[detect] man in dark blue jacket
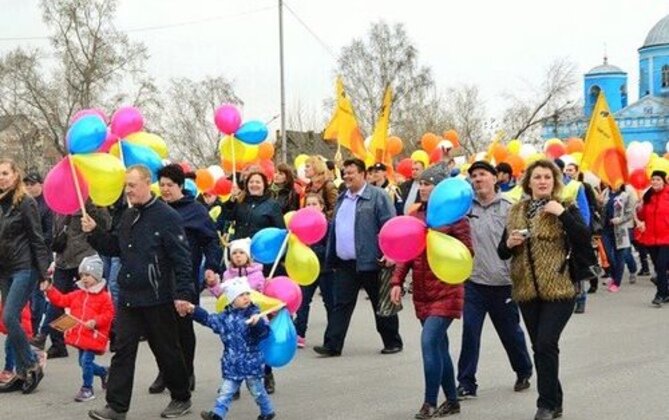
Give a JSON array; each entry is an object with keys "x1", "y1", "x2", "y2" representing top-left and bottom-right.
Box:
[{"x1": 82, "y1": 165, "x2": 195, "y2": 420}]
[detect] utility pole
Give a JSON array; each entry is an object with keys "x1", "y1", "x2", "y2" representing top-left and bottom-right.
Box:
[{"x1": 278, "y1": 0, "x2": 287, "y2": 163}]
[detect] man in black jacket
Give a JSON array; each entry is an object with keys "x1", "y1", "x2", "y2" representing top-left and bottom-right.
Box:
[{"x1": 81, "y1": 165, "x2": 195, "y2": 420}]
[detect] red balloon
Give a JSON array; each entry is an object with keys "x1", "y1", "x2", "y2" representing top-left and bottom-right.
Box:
[
  {"x1": 545, "y1": 143, "x2": 567, "y2": 160},
  {"x1": 396, "y1": 158, "x2": 413, "y2": 179},
  {"x1": 629, "y1": 168, "x2": 649, "y2": 190},
  {"x1": 430, "y1": 147, "x2": 444, "y2": 164},
  {"x1": 259, "y1": 159, "x2": 275, "y2": 181},
  {"x1": 212, "y1": 177, "x2": 233, "y2": 196}
]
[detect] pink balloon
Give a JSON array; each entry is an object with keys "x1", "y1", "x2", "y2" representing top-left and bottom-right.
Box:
[
  {"x1": 43, "y1": 157, "x2": 90, "y2": 215},
  {"x1": 379, "y1": 216, "x2": 427, "y2": 262},
  {"x1": 264, "y1": 276, "x2": 303, "y2": 315},
  {"x1": 214, "y1": 104, "x2": 242, "y2": 134},
  {"x1": 110, "y1": 106, "x2": 144, "y2": 138},
  {"x1": 70, "y1": 108, "x2": 108, "y2": 125},
  {"x1": 99, "y1": 132, "x2": 118, "y2": 153},
  {"x1": 288, "y1": 207, "x2": 327, "y2": 245}
]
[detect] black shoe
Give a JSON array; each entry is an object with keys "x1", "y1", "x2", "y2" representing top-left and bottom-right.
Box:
[
  {"x1": 149, "y1": 372, "x2": 166, "y2": 394},
  {"x1": 456, "y1": 386, "x2": 477, "y2": 400},
  {"x1": 534, "y1": 407, "x2": 555, "y2": 420},
  {"x1": 264, "y1": 372, "x2": 275, "y2": 395},
  {"x1": 414, "y1": 403, "x2": 436, "y2": 419},
  {"x1": 21, "y1": 365, "x2": 44, "y2": 394},
  {"x1": 257, "y1": 414, "x2": 275, "y2": 420},
  {"x1": 514, "y1": 375, "x2": 531, "y2": 391},
  {"x1": 0, "y1": 375, "x2": 23, "y2": 393},
  {"x1": 232, "y1": 389, "x2": 240, "y2": 400},
  {"x1": 652, "y1": 296, "x2": 664, "y2": 307},
  {"x1": 638, "y1": 269, "x2": 650, "y2": 276},
  {"x1": 380, "y1": 346, "x2": 403, "y2": 355},
  {"x1": 573, "y1": 301, "x2": 585, "y2": 314},
  {"x1": 435, "y1": 400, "x2": 460, "y2": 417},
  {"x1": 88, "y1": 406, "x2": 127, "y2": 420},
  {"x1": 313, "y1": 345, "x2": 341, "y2": 357},
  {"x1": 189, "y1": 374, "x2": 195, "y2": 391},
  {"x1": 650, "y1": 276, "x2": 657, "y2": 285},
  {"x1": 553, "y1": 406, "x2": 563, "y2": 418},
  {"x1": 46, "y1": 345, "x2": 68, "y2": 359},
  {"x1": 160, "y1": 399, "x2": 192, "y2": 418},
  {"x1": 200, "y1": 411, "x2": 221, "y2": 420},
  {"x1": 30, "y1": 333, "x2": 47, "y2": 350}
]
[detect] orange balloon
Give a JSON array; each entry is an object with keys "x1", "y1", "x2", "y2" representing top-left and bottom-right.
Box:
[
  {"x1": 664, "y1": 152, "x2": 669, "y2": 160},
  {"x1": 258, "y1": 142, "x2": 275, "y2": 160},
  {"x1": 221, "y1": 159, "x2": 235, "y2": 173},
  {"x1": 565, "y1": 138, "x2": 584, "y2": 154},
  {"x1": 503, "y1": 154, "x2": 525, "y2": 178},
  {"x1": 386, "y1": 136, "x2": 403, "y2": 156},
  {"x1": 421, "y1": 133, "x2": 440, "y2": 153},
  {"x1": 443, "y1": 130, "x2": 460, "y2": 148},
  {"x1": 195, "y1": 168, "x2": 214, "y2": 191},
  {"x1": 491, "y1": 143, "x2": 508, "y2": 164}
]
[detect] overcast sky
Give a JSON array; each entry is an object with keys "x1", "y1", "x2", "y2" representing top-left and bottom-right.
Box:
[{"x1": 1, "y1": 0, "x2": 668, "y2": 136}]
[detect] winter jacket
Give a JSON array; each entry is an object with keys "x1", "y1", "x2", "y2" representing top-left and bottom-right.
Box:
[
  {"x1": 638, "y1": 185, "x2": 669, "y2": 246},
  {"x1": 498, "y1": 200, "x2": 588, "y2": 302},
  {"x1": 602, "y1": 188, "x2": 633, "y2": 250},
  {"x1": 0, "y1": 190, "x2": 50, "y2": 279},
  {"x1": 270, "y1": 183, "x2": 300, "y2": 215},
  {"x1": 223, "y1": 194, "x2": 285, "y2": 241},
  {"x1": 192, "y1": 304, "x2": 269, "y2": 380},
  {"x1": 87, "y1": 195, "x2": 195, "y2": 307},
  {"x1": 54, "y1": 203, "x2": 111, "y2": 269},
  {"x1": 0, "y1": 304, "x2": 32, "y2": 338},
  {"x1": 166, "y1": 196, "x2": 222, "y2": 281},
  {"x1": 208, "y1": 263, "x2": 266, "y2": 296},
  {"x1": 391, "y1": 207, "x2": 472, "y2": 320},
  {"x1": 46, "y1": 279, "x2": 114, "y2": 353},
  {"x1": 326, "y1": 184, "x2": 396, "y2": 272},
  {"x1": 306, "y1": 180, "x2": 338, "y2": 219},
  {"x1": 34, "y1": 193, "x2": 53, "y2": 252}
]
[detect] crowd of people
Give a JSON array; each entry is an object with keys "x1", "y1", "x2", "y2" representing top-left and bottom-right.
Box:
[{"x1": 0, "y1": 147, "x2": 668, "y2": 420}]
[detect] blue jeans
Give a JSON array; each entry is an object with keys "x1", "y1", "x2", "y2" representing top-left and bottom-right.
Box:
[
  {"x1": 214, "y1": 377, "x2": 274, "y2": 418},
  {"x1": 79, "y1": 350, "x2": 107, "y2": 389},
  {"x1": 30, "y1": 283, "x2": 47, "y2": 335},
  {"x1": 623, "y1": 229, "x2": 638, "y2": 274},
  {"x1": 294, "y1": 271, "x2": 334, "y2": 338},
  {"x1": 0, "y1": 269, "x2": 38, "y2": 373},
  {"x1": 101, "y1": 256, "x2": 121, "y2": 307},
  {"x1": 4, "y1": 341, "x2": 15, "y2": 371},
  {"x1": 421, "y1": 316, "x2": 457, "y2": 406},
  {"x1": 602, "y1": 230, "x2": 629, "y2": 286},
  {"x1": 457, "y1": 283, "x2": 533, "y2": 393}
]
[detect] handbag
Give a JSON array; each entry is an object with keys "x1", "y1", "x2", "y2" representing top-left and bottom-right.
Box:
[{"x1": 376, "y1": 265, "x2": 402, "y2": 317}]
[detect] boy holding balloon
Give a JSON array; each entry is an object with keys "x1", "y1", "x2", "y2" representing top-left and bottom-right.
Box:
[{"x1": 185, "y1": 276, "x2": 275, "y2": 420}]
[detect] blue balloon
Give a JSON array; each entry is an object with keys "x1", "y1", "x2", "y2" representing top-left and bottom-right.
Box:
[
  {"x1": 450, "y1": 168, "x2": 461, "y2": 177},
  {"x1": 260, "y1": 308, "x2": 297, "y2": 368},
  {"x1": 251, "y1": 228, "x2": 288, "y2": 264},
  {"x1": 426, "y1": 177, "x2": 474, "y2": 228},
  {"x1": 235, "y1": 120, "x2": 268, "y2": 145},
  {"x1": 67, "y1": 115, "x2": 107, "y2": 154},
  {"x1": 184, "y1": 179, "x2": 197, "y2": 198},
  {"x1": 121, "y1": 141, "x2": 163, "y2": 182}
]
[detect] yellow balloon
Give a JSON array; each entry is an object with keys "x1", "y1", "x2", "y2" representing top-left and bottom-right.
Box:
[
  {"x1": 286, "y1": 235, "x2": 319, "y2": 286},
  {"x1": 570, "y1": 152, "x2": 583, "y2": 165},
  {"x1": 239, "y1": 144, "x2": 259, "y2": 163},
  {"x1": 215, "y1": 290, "x2": 279, "y2": 313},
  {"x1": 647, "y1": 157, "x2": 669, "y2": 177},
  {"x1": 525, "y1": 152, "x2": 545, "y2": 164},
  {"x1": 284, "y1": 211, "x2": 296, "y2": 226},
  {"x1": 72, "y1": 153, "x2": 125, "y2": 207},
  {"x1": 218, "y1": 136, "x2": 246, "y2": 161},
  {"x1": 219, "y1": 193, "x2": 231, "y2": 202},
  {"x1": 125, "y1": 132, "x2": 168, "y2": 159},
  {"x1": 507, "y1": 139, "x2": 522, "y2": 155},
  {"x1": 426, "y1": 229, "x2": 473, "y2": 284},
  {"x1": 151, "y1": 182, "x2": 161, "y2": 197},
  {"x1": 209, "y1": 206, "x2": 222, "y2": 221},
  {"x1": 411, "y1": 150, "x2": 430, "y2": 168},
  {"x1": 364, "y1": 152, "x2": 375, "y2": 169},
  {"x1": 294, "y1": 154, "x2": 309, "y2": 169}
]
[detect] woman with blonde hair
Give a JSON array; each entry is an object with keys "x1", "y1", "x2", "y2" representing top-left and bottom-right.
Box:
[
  {"x1": 0, "y1": 158, "x2": 50, "y2": 393},
  {"x1": 497, "y1": 159, "x2": 590, "y2": 420},
  {"x1": 304, "y1": 156, "x2": 338, "y2": 219}
]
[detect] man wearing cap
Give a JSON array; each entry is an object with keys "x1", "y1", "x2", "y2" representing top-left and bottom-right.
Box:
[
  {"x1": 399, "y1": 160, "x2": 425, "y2": 215},
  {"x1": 369, "y1": 162, "x2": 404, "y2": 215},
  {"x1": 315, "y1": 158, "x2": 402, "y2": 357},
  {"x1": 456, "y1": 161, "x2": 533, "y2": 400}
]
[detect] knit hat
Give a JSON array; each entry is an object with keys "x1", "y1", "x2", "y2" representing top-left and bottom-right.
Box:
[
  {"x1": 419, "y1": 164, "x2": 449, "y2": 185},
  {"x1": 229, "y1": 237, "x2": 252, "y2": 257},
  {"x1": 651, "y1": 170, "x2": 667, "y2": 183},
  {"x1": 223, "y1": 276, "x2": 252, "y2": 304},
  {"x1": 78, "y1": 254, "x2": 104, "y2": 282}
]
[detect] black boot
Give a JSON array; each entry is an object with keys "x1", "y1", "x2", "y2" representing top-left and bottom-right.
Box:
[
  {"x1": 148, "y1": 372, "x2": 166, "y2": 394},
  {"x1": 264, "y1": 372, "x2": 275, "y2": 394},
  {"x1": 189, "y1": 374, "x2": 195, "y2": 391}
]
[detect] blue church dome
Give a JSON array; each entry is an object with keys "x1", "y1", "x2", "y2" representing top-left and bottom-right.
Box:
[{"x1": 642, "y1": 14, "x2": 669, "y2": 48}]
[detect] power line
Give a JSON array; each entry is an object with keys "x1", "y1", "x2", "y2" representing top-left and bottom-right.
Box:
[{"x1": 282, "y1": 1, "x2": 337, "y2": 58}]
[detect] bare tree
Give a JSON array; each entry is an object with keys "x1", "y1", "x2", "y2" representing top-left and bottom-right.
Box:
[
  {"x1": 335, "y1": 21, "x2": 436, "y2": 144},
  {"x1": 157, "y1": 76, "x2": 242, "y2": 168},
  {"x1": 501, "y1": 58, "x2": 579, "y2": 141},
  {"x1": 444, "y1": 84, "x2": 487, "y2": 155},
  {"x1": 0, "y1": 0, "x2": 155, "y2": 158}
]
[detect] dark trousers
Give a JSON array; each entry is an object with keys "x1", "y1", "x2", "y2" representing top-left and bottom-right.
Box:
[
  {"x1": 106, "y1": 303, "x2": 191, "y2": 413},
  {"x1": 518, "y1": 299, "x2": 574, "y2": 411},
  {"x1": 294, "y1": 271, "x2": 334, "y2": 338},
  {"x1": 323, "y1": 260, "x2": 402, "y2": 353},
  {"x1": 30, "y1": 283, "x2": 47, "y2": 335},
  {"x1": 44, "y1": 267, "x2": 78, "y2": 347},
  {"x1": 648, "y1": 246, "x2": 669, "y2": 299},
  {"x1": 457, "y1": 283, "x2": 533, "y2": 392}
]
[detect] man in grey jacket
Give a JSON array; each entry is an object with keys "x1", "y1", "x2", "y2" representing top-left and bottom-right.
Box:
[
  {"x1": 314, "y1": 158, "x2": 403, "y2": 357},
  {"x1": 456, "y1": 161, "x2": 533, "y2": 399}
]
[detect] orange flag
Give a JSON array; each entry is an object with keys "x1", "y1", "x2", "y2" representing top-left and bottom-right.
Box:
[
  {"x1": 323, "y1": 77, "x2": 366, "y2": 159},
  {"x1": 369, "y1": 85, "x2": 393, "y2": 163},
  {"x1": 581, "y1": 92, "x2": 628, "y2": 189}
]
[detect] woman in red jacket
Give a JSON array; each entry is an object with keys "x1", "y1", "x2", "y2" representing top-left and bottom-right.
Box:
[
  {"x1": 390, "y1": 165, "x2": 473, "y2": 419},
  {"x1": 638, "y1": 170, "x2": 669, "y2": 306},
  {"x1": 44, "y1": 254, "x2": 114, "y2": 402}
]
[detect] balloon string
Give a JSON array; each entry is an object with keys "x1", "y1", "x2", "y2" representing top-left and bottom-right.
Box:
[
  {"x1": 67, "y1": 155, "x2": 88, "y2": 218},
  {"x1": 231, "y1": 136, "x2": 237, "y2": 187},
  {"x1": 268, "y1": 233, "x2": 290, "y2": 280}
]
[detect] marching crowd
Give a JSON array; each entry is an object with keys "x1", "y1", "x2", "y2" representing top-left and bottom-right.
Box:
[{"x1": 0, "y1": 148, "x2": 668, "y2": 420}]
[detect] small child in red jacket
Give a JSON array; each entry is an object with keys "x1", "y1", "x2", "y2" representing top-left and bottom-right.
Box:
[{"x1": 44, "y1": 254, "x2": 114, "y2": 402}]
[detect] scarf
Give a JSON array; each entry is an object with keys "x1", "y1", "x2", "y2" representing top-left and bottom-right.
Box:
[{"x1": 526, "y1": 198, "x2": 549, "y2": 219}]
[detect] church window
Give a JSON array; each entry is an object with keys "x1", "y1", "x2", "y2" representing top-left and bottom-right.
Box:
[
  {"x1": 589, "y1": 85, "x2": 601, "y2": 105},
  {"x1": 620, "y1": 84, "x2": 628, "y2": 107},
  {"x1": 663, "y1": 65, "x2": 669, "y2": 88}
]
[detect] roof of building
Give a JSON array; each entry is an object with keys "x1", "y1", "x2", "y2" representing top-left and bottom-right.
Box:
[
  {"x1": 586, "y1": 57, "x2": 626, "y2": 76},
  {"x1": 642, "y1": 14, "x2": 669, "y2": 49}
]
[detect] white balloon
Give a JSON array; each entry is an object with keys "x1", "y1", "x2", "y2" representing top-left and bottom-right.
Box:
[
  {"x1": 364, "y1": 136, "x2": 372, "y2": 151},
  {"x1": 665, "y1": 141, "x2": 669, "y2": 154},
  {"x1": 297, "y1": 164, "x2": 308, "y2": 183},
  {"x1": 519, "y1": 144, "x2": 538, "y2": 159},
  {"x1": 438, "y1": 140, "x2": 453, "y2": 150},
  {"x1": 558, "y1": 154, "x2": 575, "y2": 166},
  {"x1": 641, "y1": 141, "x2": 654, "y2": 156},
  {"x1": 207, "y1": 165, "x2": 225, "y2": 181}
]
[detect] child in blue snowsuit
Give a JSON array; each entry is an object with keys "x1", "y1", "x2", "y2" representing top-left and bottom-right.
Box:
[{"x1": 188, "y1": 276, "x2": 275, "y2": 420}]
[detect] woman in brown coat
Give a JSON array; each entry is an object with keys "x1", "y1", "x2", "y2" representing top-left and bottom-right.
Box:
[{"x1": 303, "y1": 156, "x2": 338, "y2": 219}]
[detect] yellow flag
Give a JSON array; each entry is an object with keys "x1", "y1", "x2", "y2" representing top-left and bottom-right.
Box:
[
  {"x1": 369, "y1": 85, "x2": 393, "y2": 163},
  {"x1": 581, "y1": 92, "x2": 628, "y2": 189},
  {"x1": 323, "y1": 77, "x2": 366, "y2": 159}
]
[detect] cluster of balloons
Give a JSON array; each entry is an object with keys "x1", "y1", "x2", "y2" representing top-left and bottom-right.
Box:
[
  {"x1": 627, "y1": 141, "x2": 669, "y2": 189},
  {"x1": 195, "y1": 165, "x2": 233, "y2": 199},
  {"x1": 214, "y1": 104, "x2": 275, "y2": 180},
  {"x1": 379, "y1": 177, "x2": 474, "y2": 284},
  {"x1": 396, "y1": 130, "x2": 460, "y2": 179}
]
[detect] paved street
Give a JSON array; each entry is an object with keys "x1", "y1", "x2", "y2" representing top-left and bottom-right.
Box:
[{"x1": 1, "y1": 276, "x2": 668, "y2": 420}]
